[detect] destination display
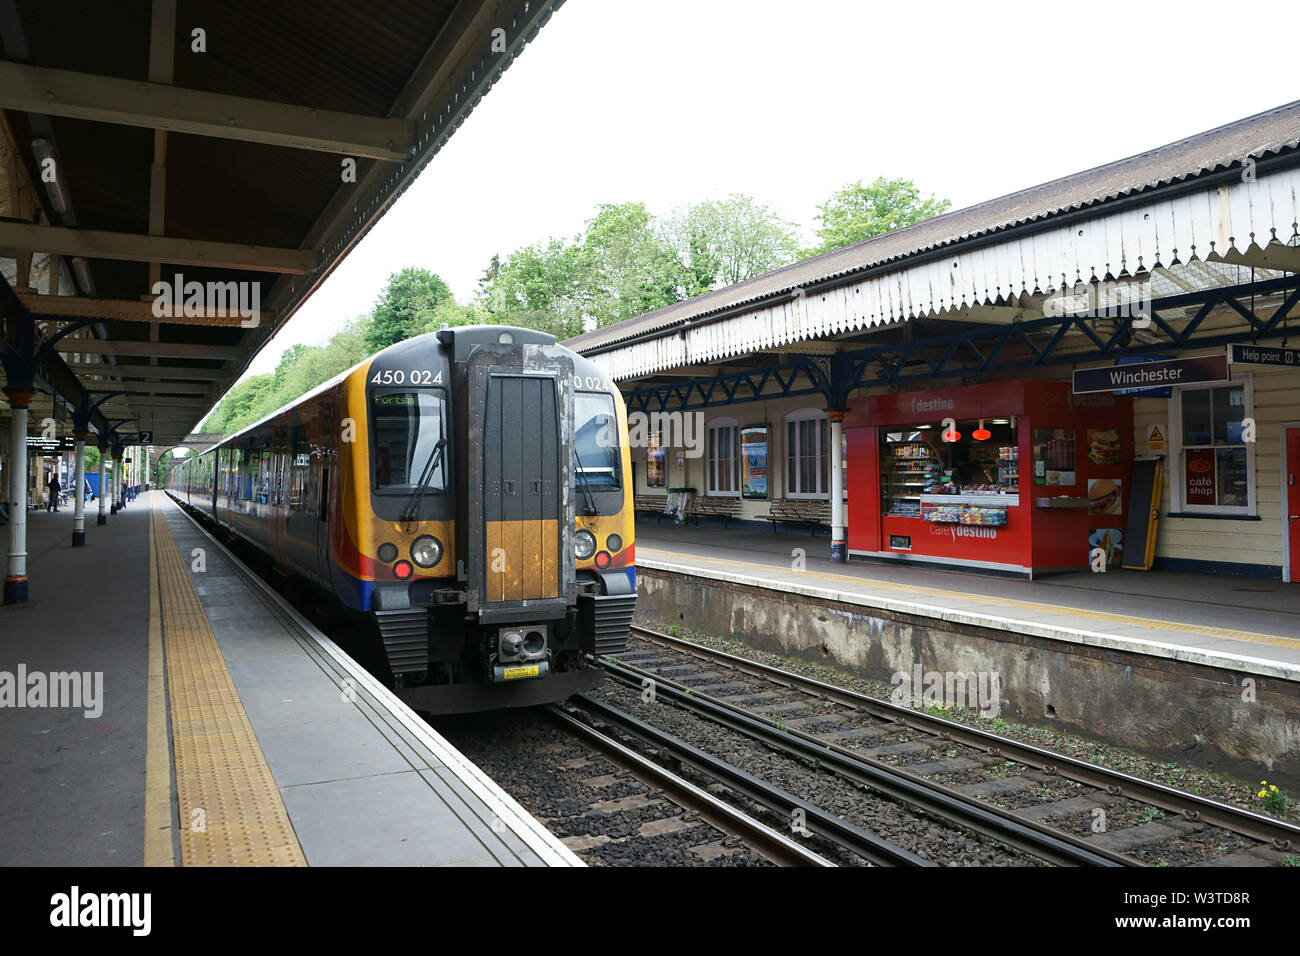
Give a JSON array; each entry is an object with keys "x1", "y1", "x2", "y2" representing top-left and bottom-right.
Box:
[{"x1": 1072, "y1": 355, "x2": 1229, "y2": 394}]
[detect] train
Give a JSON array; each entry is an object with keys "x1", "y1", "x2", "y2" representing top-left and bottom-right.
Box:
[{"x1": 168, "y1": 324, "x2": 635, "y2": 713}]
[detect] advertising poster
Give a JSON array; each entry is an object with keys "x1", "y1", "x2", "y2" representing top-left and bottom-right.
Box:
[
  {"x1": 1087, "y1": 428, "x2": 1122, "y2": 466},
  {"x1": 1184, "y1": 448, "x2": 1216, "y2": 504},
  {"x1": 1089, "y1": 528, "x2": 1124, "y2": 566},
  {"x1": 741, "y1": 425, "x2": 768, "y2": 499},
  {"x1": 1088, "y1": 478, "x2": 1122, "y2": 515}
]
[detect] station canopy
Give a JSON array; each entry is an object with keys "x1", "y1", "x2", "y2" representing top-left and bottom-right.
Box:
[
  {"x1": 1, "y1": 0, "x2": 562, "y2": 446},
  {"x1": 568, "y1": 100, "x2": 1300, "y2": 408}
]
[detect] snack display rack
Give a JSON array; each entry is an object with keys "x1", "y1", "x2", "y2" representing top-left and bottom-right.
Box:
[{"x1": 845, "y1": 380, "x2": 1133, "y2": 575}]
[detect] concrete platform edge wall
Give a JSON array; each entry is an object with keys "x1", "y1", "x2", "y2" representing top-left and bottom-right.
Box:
[{"x1": 636, "y1": 567, "x2": 1300, "y2": 791}]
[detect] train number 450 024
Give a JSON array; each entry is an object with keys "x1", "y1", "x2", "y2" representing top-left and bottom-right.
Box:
[{"x1": 370, "y1": 369, "x2": 443, "y2": 385}]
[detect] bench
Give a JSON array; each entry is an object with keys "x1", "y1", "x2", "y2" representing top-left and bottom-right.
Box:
[
  {"x1": 759, "y1": 498, "x2": 829, "y2": 534},
  {"x1": 686, "y1": 496, "x2": 739, "y2": 528},
  {"x1": 633, "y1": 494, "x2": 670, "y2": 521}
]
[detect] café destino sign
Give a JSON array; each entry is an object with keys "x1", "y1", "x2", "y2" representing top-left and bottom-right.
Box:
[{"x1": 1072, "y1": 355, "x2": 1229, "y2": 394}]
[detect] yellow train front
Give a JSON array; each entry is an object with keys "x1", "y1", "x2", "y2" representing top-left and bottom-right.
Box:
[{"x1": 171, "y1": 325, "x2": 635, "y2": 714}]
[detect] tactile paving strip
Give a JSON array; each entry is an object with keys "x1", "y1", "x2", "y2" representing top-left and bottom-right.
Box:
[{"x1": 151, "y1": 498, "x2": 307, "y2": 866}]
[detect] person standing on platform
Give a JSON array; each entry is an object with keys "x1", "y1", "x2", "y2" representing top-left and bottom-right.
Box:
[{"x1": 47, "y1": 472, "x2": 62, "y2": 512}]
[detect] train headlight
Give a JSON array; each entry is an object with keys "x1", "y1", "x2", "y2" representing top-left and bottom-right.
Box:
[
  {"x1": 606, "y1": 533, "x2": 623, "y2": 553},
  {"x1": 410, "y1": 535, "x2": 442, "y2": 568},
  {"x1": 574, "y1": 529, "x2": 597, "y2": 560}
]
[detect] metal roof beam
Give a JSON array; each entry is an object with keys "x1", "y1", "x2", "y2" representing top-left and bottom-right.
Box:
[
  {"x1": 0, "y1": 221, "x2": 316, "y2": 274},
  {"x1": 55, "y1": 340, "x2": 241, "y2": 360},
  {"x1": 0, "y1": 60, "x2": 413, "y2": 161},
  {"x1": 110, "y1": 396, "x2": 208, "y2": 408},
  {"x1": 15, "y1": 289, "x2": 265, "y2": 326},
  {"x1": 78, "y1": 365, "x2": 225, "y2": 381}
]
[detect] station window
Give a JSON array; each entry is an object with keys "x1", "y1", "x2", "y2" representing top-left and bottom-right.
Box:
[
  {"x1": 784, "y1": 408, "x2": 828, "y2": 499},
  {"x1": 706, "y1": 418, "x2": 739, "y2": 496},
  {"x1": 1170, "y1": 377, "x2": 1255, "y2": 515}
]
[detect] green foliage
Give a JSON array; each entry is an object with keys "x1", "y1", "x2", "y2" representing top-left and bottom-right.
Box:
[
  {"x1": 364, "y1": 267, "x2": 456, "y2": 352},
  {"x1": 659, "y1": 194, "x2": 799, "y2": 295},
  {"x1": 201, "y1": 314, "x2": 375, "y2": 437},
  {"x1": 479, "y1": 238, "x2": 585, "y2": 338},
  {"x1": 576, "y1": 202, "x2": 684, "y2": 326},
  {"x1": 805, "y1": 176, "x2": 951, "y2": 257},
  {"x1": 478, "y1": 202, "x2": 687, "y2": 336},
  {"x1": 83, "y1": 445, "x2": 100, "y2": 471}
]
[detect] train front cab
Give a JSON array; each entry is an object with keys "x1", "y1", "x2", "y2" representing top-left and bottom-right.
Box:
[{"x1": 356, "y1": 327, "x2": 634, "y2": 713}]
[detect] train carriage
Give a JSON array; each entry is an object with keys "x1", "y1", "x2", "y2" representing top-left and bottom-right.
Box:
[{"x1": 170, "y1": 325, "x2": 635, "y2": 713}]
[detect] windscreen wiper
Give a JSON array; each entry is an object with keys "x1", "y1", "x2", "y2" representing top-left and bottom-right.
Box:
[
  {"x1": 399, "y1": 437, "x2": 447, "y2": 531},
  {"x1": 572, "y1": 448, "x2": 598, "y2": 516}
]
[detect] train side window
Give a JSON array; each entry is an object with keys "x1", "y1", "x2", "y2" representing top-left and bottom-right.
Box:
[
  {"x1": 289, "y1": 427, "x2": 308, "y2": 511},
  {"x1": 242, "y1": 437, "x2": 258, "y2": 500},
  {"x1": 230, "y1": 445, "x2": 243, "y2": 497}
]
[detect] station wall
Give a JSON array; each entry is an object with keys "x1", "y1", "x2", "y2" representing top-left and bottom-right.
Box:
[{"x1": 624, "y1": 348, "x2": 1298, "y2": 578}]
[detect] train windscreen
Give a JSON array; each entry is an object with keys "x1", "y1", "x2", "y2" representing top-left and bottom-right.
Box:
[
  {"x1": 372, "y1": 390, "x2": 448, "y2": 492},
  {"x1": 573, "y1": 392, "x2": 620, "y2": 489}
]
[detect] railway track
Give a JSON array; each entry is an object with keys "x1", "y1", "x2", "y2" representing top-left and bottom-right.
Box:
[
  {"x1": 611, "y1": 624, "x2": 1300, "y2": 866},
  {"x1": 544, "y1": 704, "x2": 834, "y2": 866}
]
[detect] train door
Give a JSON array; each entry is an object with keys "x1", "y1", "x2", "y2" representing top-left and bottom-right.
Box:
[{"x1": 482, "y1": 373, "x2": 561, "y2": 603}]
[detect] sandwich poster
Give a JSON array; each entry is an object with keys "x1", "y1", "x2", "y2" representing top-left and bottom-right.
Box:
[
  {"x1": 1089, "y1": 528, "x2": 1123, "y2": 566},
  {"x1": 1088, "y1": 477, "x2": 1122, "y2": 515},
  {"x1": 1087, "y1": 428, "x2": 1121, "y2": 465}
]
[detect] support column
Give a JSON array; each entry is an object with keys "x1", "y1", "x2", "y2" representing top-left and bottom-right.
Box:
[
  {"x1": 110, "y1": 454, "x2": 121, "y2": 514},
  {"x1": 3, "y1": 389, "x2": 32, "y2": 604},
  {"x1": 829, "y1": 411, "x2": 846, "y2": 563},
  {"x1": 72, "y1": 430, "x2": 88, "y2": 546},
  {"x1": 97, "y1": 448, "x2": 108, "y2": 525}
]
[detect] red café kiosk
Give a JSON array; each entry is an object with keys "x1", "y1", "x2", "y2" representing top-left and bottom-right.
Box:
[{"x1": 845, "y1": 380, "x2": 1133, "y2": 577}]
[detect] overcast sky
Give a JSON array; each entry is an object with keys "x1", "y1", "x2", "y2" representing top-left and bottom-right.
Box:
[{"x1": 241, "y1": 0, "x2": 1299, "y2": 385}]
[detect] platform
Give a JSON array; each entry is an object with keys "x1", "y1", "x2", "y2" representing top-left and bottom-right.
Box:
[
  {"x1": 635, "y1": 522, "x2": 1300, "y2": 681},
  {"x1": 0, "y1": 492, "x2": 580, "y2": 866}
]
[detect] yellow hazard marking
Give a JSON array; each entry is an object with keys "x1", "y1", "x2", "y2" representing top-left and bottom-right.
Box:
[
  {"x1": 144, "y1": 500, "x2": 176, "y2": 866},
  {"x1": 151, "y1": 494, "x2": 307, "y2": 866},
  {"x1": 640, "y1": 547, "x2": 1300, "y2": 651}
]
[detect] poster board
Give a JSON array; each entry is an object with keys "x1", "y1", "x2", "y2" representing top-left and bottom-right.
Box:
[{"x1": 1121, "y1": 457, "x2": 1164, "y2": 571}]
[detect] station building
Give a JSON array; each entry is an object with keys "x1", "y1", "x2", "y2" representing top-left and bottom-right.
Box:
[{"x1": 568, "y1": 100, "x2": 1300, "y2": 583}]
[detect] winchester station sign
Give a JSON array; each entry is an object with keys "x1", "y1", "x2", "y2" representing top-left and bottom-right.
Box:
[{"x1": 1072, "y1": 355, "x2": 1230, "y2": 394}]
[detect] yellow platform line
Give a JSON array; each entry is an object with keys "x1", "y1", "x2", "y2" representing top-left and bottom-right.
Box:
[
  {"x1": 150, "y1": 496, "x2": 307, "y2": 866},
  {"x1": 144, "y1": 503, "x2": 175, "y2": 866},
  {"x1": 640, "y1": 546, "x2": 1300, "y2": 652}
]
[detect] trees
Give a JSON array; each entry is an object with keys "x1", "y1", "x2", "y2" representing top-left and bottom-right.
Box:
[
  {"x1": 575, "y1": 202, "x2": 684, "y2": 326},
  {"x1": 659, "y1": 194, "x2": 799, "y2": 295},
  {"x1": 805, "y1": 177, "x2": 951, "y2": 257},
  {"x1": 479, "y1": 238, "x2": 585, "y2": 338},
  {"x1": 478, "y1": 202, "x2": 685, "y2": 337},
  {"x1": 363, "y1": 267, "x2": 456, "y2": 352}
]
